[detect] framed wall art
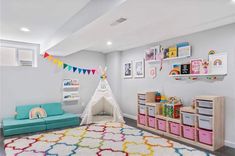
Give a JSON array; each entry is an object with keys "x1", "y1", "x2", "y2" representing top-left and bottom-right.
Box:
[
  {"x1": 190, "y1": 59, "x2": 203, "y2": 74},
  {"x1": 178, "y1": 45, "x2": 191, "y2": 57},
  {"x1": 181, "y1": 64, "x2": 190, "y2": 74},
  {"x1": 133, "y1": 59, "x2": 145, "y2": 78},
  {"x1": 145, "y1": 46, "x2": 160, "y2": 62},
  {"x1": 123, "y1": 61, "x2": 133, "y2": 78},
  {"x1": 149, "y1": 67, "x2": 157, "y2": 79},
  {"x1": 209, "y1": 53, "x2": 227, "y2": 75}
]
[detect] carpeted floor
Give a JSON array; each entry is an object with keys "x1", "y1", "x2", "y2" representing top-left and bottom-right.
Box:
[{"x1": 4, "y1": 122, "x2": 213, "y2": 156}]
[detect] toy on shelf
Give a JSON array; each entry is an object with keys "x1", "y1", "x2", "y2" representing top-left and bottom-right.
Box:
[
  {"x1": 160, "y1": 95, "x2": 167, "y2": 103},
  {"x1": 162, "y1": 97, "x2": 183, "y2": 118},
  {"x1": 192, "y1": 98, "x2": 196, "y2": 109},
  {"x1": 208, "y1": 50, "x2": 216, "y2": 55},
  {"x1": 169, "y1": 69, "x2": 180, "y2": 75},
  {"x1": 155, "y1": 92, "x2": 161, "y2": 102}
]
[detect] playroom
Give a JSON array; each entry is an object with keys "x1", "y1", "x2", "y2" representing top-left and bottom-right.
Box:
[{"x1": 0, "y1": 0, "x2": 235, "y2": 156}]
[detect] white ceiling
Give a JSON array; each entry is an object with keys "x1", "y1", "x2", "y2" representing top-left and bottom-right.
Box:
[
  {"x1": 0, "y1": 0, "x2": 90, "y2": 43},
  {"x1": 1, "y1": 0, "x2": 235, "y2": 56}
]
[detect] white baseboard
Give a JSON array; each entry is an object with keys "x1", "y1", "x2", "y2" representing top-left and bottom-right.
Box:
[
  {"x1": 123, "y1": 113, "x2": 136, "y2": 120},
  {"x1": 225, "y1": 140, "x2": 235, "y2": 148},
  {"x1": 122, "y1": 113, "x2": 235, "y2": 149}
]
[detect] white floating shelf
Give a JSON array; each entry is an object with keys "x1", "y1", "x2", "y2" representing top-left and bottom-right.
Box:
[
  {"x1": 63, "y1": 97, "x2": 80, "y2": 102},
  {"x1": 169, "y1": 73, "x2": 227, "y2": 77},
  {"x1": 63, "y1": 85, "x2": 80, "y2": 89},
  {"x1": 147, "y1": 55, "x2": 191, "y2": 63}
]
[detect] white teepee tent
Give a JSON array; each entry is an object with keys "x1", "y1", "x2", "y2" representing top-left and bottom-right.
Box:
[{"x1": 81, "y1": 67, "x2": 125, "y2": 125}]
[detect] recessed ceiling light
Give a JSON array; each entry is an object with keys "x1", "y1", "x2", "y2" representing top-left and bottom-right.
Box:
[
  {"x1": 20, "y1": 27, "x2": 30, "y2": 32},
  {"x1": 107, "y1": 41, "x2": 112, "y2": 45},
  {"x1": 232, "y1": 0, "x2": 235, "y2": 3}
]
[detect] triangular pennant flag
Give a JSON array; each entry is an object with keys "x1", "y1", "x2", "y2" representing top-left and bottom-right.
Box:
[
  {"x1": 78, "y1": 68, "x2": 82, "y2": 74},
  {"x1": 68, "y1": 65, "x2": 72, "y2": 71},
  {"x1": 47, "y1": 55, "x2": 53, "y2": 61},
  {"x1": 87, "y1": 69, "x2": 91, "y2": 75},
  {"x1": 58, "y1": 60, "x2": 63, "y2": 68},
  {"x1": 83, "y1": 69, "x2": 87, "y2": 74},
  {"x1": 63, "y1": 64, "x2": 68, "y2": 69},
  {"x1": 53, "y1": 58, "x2": 58, "y2": 64},
  {"x1": 91, "y1": 69, "x2": 96, "y2": 75},
  {"x1": 43, "y1": 52, "x2": 49, "y2": 58},
  {"x1": 73, "y1": 67, "x2": 77, "y2": 72}
]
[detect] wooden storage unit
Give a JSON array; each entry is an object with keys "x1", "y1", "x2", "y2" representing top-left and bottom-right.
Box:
[
  {"x1": 137, "y1": 94, "x2": 224, "y2": 151},
  {"x1": 195, "y1": 96, "x2": 225, "y2": 151}
]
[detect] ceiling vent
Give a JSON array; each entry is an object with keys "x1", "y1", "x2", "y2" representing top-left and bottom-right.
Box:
[{"x1": 110, "y1": 18, "x2": 127, "y2": 26}]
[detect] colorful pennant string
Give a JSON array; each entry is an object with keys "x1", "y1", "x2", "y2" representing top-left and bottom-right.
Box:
[
  {"x1": 44, "y1": 52, "x2": 49, "y2": 58},
  {"x1": 83, "y1": 69, "x2": 87, "y2": 74},
  {"x1": 87, "y1": 69, "x2": 91, "y2": 75},
  {"x1": 73, "y1": 67, "x2": 77, "y2": 72},
  {"x1": 63, "y1": 64, "x2": 68, "y2": 69},
  {"x1": 68, "y1": 66, "x2": 72, "y2": 71},
  {"x1": 43, "y1": 52, "x2": 97, "y2": 75},
  {"x1": 78, "y1": 68, "x2": 82, "y2": 74}
]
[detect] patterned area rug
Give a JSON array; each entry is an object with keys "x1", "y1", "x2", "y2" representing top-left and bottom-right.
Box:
[{"x1": 4, "y1": 122, "x2": 213, "y2": 156}]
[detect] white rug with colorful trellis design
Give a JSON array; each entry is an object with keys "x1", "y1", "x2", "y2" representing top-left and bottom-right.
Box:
[{"x1": 4, "y1": 122, "x2": 213, "y2": 156}]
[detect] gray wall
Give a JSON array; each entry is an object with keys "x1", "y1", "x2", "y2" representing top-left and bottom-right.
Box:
[
  {"x1": 106, "y1": 51, "x2": 122, "y2": 104},
  {"x1": 62, "y1": 51, "x2": 105, "y2": 113},
  {"x1": 0, "y1": 50, "x2": 105, "y2": 122},
  {"x1": 107, "y1": 23, "x2": 235, "y2": 146}
]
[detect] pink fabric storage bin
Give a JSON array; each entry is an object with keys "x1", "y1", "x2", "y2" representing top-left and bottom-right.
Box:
[
  {"x1": 198, "y1": 129, "x2": 213, "y2": 145},
  {"x1": 157, "y1": 119, "x2": 166, "y2": 131},
  {"x1": 169, "y1": 122, "x2": 180, "y2": 136},
  {"x1": 148, "y1": 116, "x2": 155, "y2": 128},
  {"x1": 138, "y1": 114, "x2": 146, "y2": 125},
  {"x1": 182, "y1": 125, "x2": 195, "y2": 140}
]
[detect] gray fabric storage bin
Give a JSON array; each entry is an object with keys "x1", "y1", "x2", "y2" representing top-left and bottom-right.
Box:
[
  {"x1": 148, "y1": 106, "x2": 155, "y2": 117},
  {"x1": 182, "y1": 112, "x2": 195, "y2": 126},
  {"x1": 139, "y1": 104, "x2": 146, "y2": 114},
  {"x1": 198, "y1": 115, "x2": 213, "y2": 130}
]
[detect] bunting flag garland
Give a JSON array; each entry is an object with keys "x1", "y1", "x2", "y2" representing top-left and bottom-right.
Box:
[
  {"x1": 73, "y1": 67, "x2": 77, "y2": 72},
  {"x1": 68, "y1": 65, "x2": 72, "y2": 71},
  {"x1": 43, "y1": 52, "x2": 97, "y2": 76},
  {"x1": 87, "y1": 69, "x2": 91, "y2": 75},
  {"x1": 58, "y1": 61, "x2": 63, "y2": 68},
  {"x1": 63, "y1": 64, "x2": 68, "y2": 69},
  {"x1": 44, "y1": 52, "x2": 49, "y2": 58},
  {"x1": 47, "y1": 55, "x2": 53, "y2": 61},
  {"x1": 53, "y1": 59, "x2": 58, "y2": 64},
  {"x1": 83, "y1": 69, "x2": 87, "y2": 74},
  {"x1": 92, "y1": 69, "x2": 96, "y2": 75},
  {"x1": 78, "y1": 68, "x2": 82, "y2": 74}
]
